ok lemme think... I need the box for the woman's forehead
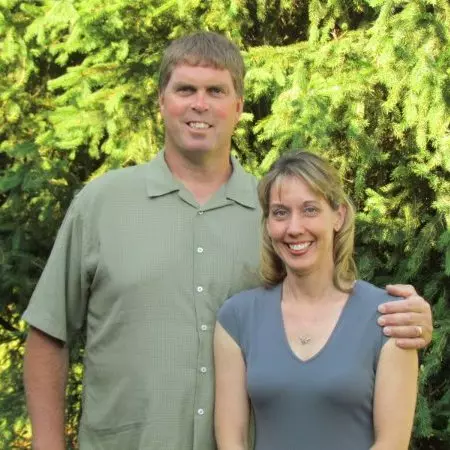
[269,175,322,202]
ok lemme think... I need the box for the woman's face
[266,176,345,278]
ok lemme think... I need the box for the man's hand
[377,284,433,350]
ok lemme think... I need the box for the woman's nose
[287,214,305,235]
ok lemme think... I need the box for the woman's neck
[282,270,343,306]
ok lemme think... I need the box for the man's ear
[235,97,244,123]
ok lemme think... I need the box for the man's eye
[177,87,194,94]
[209,87,224,96]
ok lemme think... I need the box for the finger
[382,325,424,339]
[394,338,427,350]
[377,311,423,327]
[378,297,427,314]
[385,284,418,297]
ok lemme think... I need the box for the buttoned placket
[190,195,238,449]
[192,207,212,448]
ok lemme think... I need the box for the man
[23,32,432,450]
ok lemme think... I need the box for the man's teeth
[188,122,210,129]
[288,242,311,251]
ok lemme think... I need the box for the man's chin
[184,146,212,153]
[180,144,227,157]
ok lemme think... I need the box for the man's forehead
[176,55,225,70]
[168,63,235,85]
[171,61,229,75]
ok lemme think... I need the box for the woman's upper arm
[214,322,249,450]
[372,338,418,450]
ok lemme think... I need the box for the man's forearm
[24,327,69,450]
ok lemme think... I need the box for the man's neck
[164,148,233,205]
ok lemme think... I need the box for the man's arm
[378,284,433,349]
[24,326,69,450]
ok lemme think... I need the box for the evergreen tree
[1,0,448,448]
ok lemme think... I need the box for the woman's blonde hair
[258,151,357,292]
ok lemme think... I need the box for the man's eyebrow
[172,82,196,89]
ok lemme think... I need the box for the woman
[214,151,418,450]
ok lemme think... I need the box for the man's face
[159,64,243,158]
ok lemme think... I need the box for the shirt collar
[225,155,257,209]
[145,151,182,197]
[145,151,257,209]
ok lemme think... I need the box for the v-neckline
[276,282,358,364]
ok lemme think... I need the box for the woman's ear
[334,204,347,232]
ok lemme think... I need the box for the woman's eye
[304,207,319,216]
[271,209,287,218]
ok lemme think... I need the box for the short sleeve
[22,194,91,343]
[217,295,242,347]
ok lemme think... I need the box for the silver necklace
[298,335,312,345]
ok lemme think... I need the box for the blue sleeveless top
[217,280,392,450]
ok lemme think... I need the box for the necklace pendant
[298,335,311,345]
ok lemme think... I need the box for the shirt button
[197,408,205,415]
[200,324,208,331]
[200,366,207,373]
[197,247,204,254]
[196,286,204,293]
[198,210,204,215]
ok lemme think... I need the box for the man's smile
[186,121,212,129]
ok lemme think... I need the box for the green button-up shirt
[23,151,261,449]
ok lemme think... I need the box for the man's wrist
[32,437,65,450]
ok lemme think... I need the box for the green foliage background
[1,0,449,448]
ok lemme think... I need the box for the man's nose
[191,91,209,112]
